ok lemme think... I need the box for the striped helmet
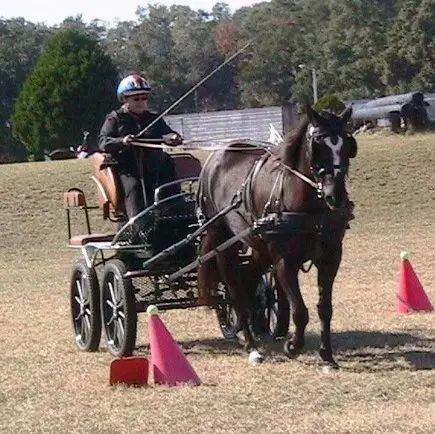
[116,74,152,101]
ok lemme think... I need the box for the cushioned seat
[69,233,115,246]
[91,152,126,221]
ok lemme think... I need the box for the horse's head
[303,105,357,209]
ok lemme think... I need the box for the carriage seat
[69,233,115,246]
[91,152,126,221]
[91,151,202,221]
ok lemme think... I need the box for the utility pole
[311,68,318,103]
[298,64,319,104]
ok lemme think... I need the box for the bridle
[264,126,352,202]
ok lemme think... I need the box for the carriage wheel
[215,283,241,340]
[70,260,101,352]
[252,270,290,340]
[101,260,137,357]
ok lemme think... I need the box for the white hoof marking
[248,350,264,365]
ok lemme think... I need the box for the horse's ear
[306,105,323,127]
[340,105,353,124]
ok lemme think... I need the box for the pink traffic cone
[147,305,201,386]
[396,252,433,314]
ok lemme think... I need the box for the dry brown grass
[0,132,434,433]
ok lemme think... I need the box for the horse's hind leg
[215,244,261,363]
[199,226,261,363]
[275,260,309,357]
[316,244,343,369]
[217,248,258,351]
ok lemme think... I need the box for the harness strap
[245,152,270,218]
[165,226,254,283]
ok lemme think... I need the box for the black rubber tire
[252,271,290,339]
[216,270,290,341]
[101,259,137,357]
[70,260,101,352]
[215,283,241,340]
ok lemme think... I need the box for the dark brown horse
[197,106,357,368]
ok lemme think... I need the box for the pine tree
[11,29,119,160]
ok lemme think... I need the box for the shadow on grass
[136,330,435,371]
[333,330,435,371]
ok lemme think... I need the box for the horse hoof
[321,362,339,373]
[248,350,264,366]
[319,348,338,365]
[322,365,339,374]
[283,340,303,359]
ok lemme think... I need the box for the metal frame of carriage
[64,149,290,357]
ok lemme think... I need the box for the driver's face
[125,94,149,114]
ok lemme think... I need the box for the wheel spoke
[84,314,91,334]
[80,316,87,341]
[116,318,125,344]
[114,275,123,304]
[265,308,271,327]
[76,279,83,300]
[81,276,89,303]
[112,321,119,346]
[108,281,116,304]
[74,295,82,304]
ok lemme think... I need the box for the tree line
[1,0,434,161]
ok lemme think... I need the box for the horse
[197,105,357,368]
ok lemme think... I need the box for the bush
[313,94,346,114]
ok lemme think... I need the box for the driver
[98,74,182,219]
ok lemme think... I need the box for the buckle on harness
[316,182,323,199]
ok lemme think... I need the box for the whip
[135,40,252,139]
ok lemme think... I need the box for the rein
[130,139,322,195]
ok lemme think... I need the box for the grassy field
[0,131,434,433]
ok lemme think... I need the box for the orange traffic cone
[110,357,149,386]
[147,305,201,386]
[396,251,433,314]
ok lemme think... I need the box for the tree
[11,29,118,160]
[313,94,345,114]
[0,18,51,161]
[237,2,300,107]
[382,0,435,93]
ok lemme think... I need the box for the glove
[122,134,134,145]
[163,133,183,146]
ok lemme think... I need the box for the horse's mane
[280,115,309,167]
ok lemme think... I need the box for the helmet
[117,74,152,101]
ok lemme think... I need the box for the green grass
[0,132,434,433]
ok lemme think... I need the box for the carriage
[64,149,290,357]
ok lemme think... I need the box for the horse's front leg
[316,243,342,369]
[275,259,309,357]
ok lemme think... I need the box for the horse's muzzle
[322,175,338,209]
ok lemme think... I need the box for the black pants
[119,152,179,219]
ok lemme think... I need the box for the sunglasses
[131,96,148,102]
